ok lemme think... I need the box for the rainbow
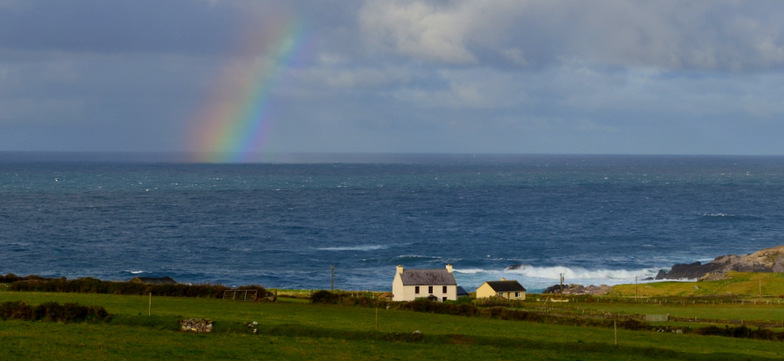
[187,15,309,163]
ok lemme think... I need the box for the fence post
[614,320,618,348]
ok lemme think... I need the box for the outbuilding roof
[484,280,526,292]
[400,269,457,286]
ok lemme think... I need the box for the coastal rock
[652,270,667,280]
[584,284,612,295]
[656,244,784,280]
[543,283,610,295]
[504,264,530,271]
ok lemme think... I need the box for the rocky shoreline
[531,244,784,295]
[542,284,612,295]
[654,244,784,281]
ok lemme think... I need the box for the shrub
[0,273,24,283]
[404,298,443,313]
[0,301,110,323]
[694,325,784,340]
[311,290,339,304]
[308,290,383,307]
[618,318,649,331]
[0,301,33,320]
[3,274,259,299]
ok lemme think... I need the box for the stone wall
[179,318,213,333]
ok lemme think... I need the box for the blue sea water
[2,153,784,292]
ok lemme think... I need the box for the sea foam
[450,265,661,292]
[316,245,388,251]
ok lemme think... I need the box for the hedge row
[2,274,266,299]
[399,298,650,330]
[0,301,110,323]
[310,291,784,340]
[310,291,645,330]
[695,325,784,341]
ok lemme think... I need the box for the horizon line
[1,151,783,164]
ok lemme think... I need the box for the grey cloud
[359,0,480,64]
[0,0,245,56]
[391,68,531,109]
[562,1,784,71]
[3,0,784,155]
[359,0,784,71]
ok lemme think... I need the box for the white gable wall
[392,272,407,301]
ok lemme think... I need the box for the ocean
[2,153,784,293]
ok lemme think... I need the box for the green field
[3,284,784,361]
[612,272,784,298]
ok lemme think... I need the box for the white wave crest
[453,268,487,274]
[317,245,387,251]
[703,212,733,217]
[450,265,662,293]
[505,265,655,281]
[129,270,145,274]
[394,254,438,259]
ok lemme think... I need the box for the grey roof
[485,280,526,292]
[400,269,457,286]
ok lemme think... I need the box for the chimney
[397,265,404,274]
[446,264,453,273]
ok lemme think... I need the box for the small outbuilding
[476,278,526,300]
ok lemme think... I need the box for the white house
[392,264,458,302]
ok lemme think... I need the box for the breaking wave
[453,268,485,274]
[316,245,388,251]
[701,213,765,221]
[448,265,663,292]
[703,212,734,218]
[504,264,657,281]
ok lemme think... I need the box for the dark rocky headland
[654,244,784,281]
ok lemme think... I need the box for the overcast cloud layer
[2,0,784,157]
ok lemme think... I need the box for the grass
[3,288,784,360]
[612,272,784,298]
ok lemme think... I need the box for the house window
[442,286,447,293]
[428,286,433,294]
[415,286,420,294]
[515,292,521,298]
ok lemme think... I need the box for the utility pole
[560,273,564,293]
[635,276,638,301]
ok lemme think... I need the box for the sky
[2,0,784,161]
